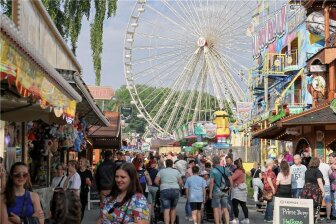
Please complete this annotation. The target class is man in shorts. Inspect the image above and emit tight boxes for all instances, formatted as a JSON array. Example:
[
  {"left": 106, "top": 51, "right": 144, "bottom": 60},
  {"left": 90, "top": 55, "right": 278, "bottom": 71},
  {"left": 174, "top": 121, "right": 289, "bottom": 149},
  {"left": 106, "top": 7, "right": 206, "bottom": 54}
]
[{"left": 209, "top": 155, "right": 233, "bottom": 224}]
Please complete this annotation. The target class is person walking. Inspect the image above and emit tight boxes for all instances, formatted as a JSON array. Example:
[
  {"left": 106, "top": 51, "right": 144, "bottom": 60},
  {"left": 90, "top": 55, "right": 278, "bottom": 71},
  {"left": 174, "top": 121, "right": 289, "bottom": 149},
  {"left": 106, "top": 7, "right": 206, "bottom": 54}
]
[
  {"left": 1, "top": 162, "right": 44, "bottom": 224},
  {"left": 78, "top": 157, "right": 93, "bottom": 221},
  {"left": 209, "top": 155, "right": 233, "bottom": 224},
  {"left": 97, "top": 163, "right": 150, "bottom": 224},
  {"left": 133, "top": 157, "right": 152, "bottom": 200},
  {"left": 329, "top": 153, "right": 336, "bottom": 220},
  {"left": 291, "top": 154, "right": 307, "bottom": 198},
  {"left": 184, "top": 166, "right": 207, "bottom": 224},
  {"left": 184, "top": 160, "right": 195, "bottom": 221},
  {"left": 301, "top": 157, "right": 325, "bottom": 223},
  {"left": 319, "top": 155, "right": 332, "bottom": 222},
  {"left": 95, "top": 150, "right": 116, "bottom": 205},
  {"left": 46, "top": 190, "right": 82, "bottom": 224},
  {"left": 276, "top": 161, "right": 292, "bottom": 198},
  {"left": 250, "top": 161, "right": 263, "bottom": 204},
  {"left": 230, "top": 159, "right": 249, "bottom": 223},
  {"left": 155, "top": 159, "right": 183, "bottom": 224},
  {"left": 147, "top": 159, "right": 159, "bottom": 218},
  {"left": 263, "top": 159, "right": 277, "bottom": 222}
]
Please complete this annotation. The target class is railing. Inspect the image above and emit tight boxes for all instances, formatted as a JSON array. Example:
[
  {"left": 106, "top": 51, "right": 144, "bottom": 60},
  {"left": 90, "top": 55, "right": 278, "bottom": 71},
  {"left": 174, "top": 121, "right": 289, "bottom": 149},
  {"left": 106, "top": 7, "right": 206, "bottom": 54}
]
[{"left": 284, "top": 49, "right": 299, "bottom": 71}]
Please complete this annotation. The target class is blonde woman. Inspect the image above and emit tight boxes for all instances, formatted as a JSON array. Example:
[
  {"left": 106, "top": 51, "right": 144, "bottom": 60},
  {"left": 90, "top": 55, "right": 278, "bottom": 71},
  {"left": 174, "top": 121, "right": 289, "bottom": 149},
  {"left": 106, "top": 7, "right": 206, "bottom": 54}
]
[
  {"left": 250, "top": 161, "right": 263, "bottom": 203},
  {"left": 262, "top": 159, "right": 277, "bottom": 222}
]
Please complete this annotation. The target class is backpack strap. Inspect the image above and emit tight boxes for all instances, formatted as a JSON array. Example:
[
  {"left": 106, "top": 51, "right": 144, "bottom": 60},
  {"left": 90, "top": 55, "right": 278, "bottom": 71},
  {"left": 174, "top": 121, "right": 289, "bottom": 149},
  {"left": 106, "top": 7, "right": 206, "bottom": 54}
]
[{"left": 214, "top": 166, "right": 226, "bottom": 188}]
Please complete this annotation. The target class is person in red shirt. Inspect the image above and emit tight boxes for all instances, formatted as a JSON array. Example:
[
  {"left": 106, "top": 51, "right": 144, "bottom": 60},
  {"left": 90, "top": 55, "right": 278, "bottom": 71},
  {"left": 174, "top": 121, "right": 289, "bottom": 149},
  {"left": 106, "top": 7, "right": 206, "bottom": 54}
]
[{"left": 263, "top": 159, "right": 277, "bottom": 222}]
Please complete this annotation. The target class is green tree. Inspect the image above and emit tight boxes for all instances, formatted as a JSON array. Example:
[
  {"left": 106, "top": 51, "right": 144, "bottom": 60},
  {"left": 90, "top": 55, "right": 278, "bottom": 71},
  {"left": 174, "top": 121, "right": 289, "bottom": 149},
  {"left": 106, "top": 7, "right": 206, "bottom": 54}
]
[
  {"left": 42, "top": 0, "right": 117, "bottom": 85},
  {"left": 105, "top": 85, "right": 235, "bottom": 135}
]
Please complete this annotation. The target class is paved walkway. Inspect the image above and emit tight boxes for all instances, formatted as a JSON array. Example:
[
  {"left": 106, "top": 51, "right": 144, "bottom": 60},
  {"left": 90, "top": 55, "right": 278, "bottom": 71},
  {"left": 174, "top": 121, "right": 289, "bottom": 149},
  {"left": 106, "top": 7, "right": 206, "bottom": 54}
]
[{"left": 83, "top": 198, "right": 268, "bottom": 224}]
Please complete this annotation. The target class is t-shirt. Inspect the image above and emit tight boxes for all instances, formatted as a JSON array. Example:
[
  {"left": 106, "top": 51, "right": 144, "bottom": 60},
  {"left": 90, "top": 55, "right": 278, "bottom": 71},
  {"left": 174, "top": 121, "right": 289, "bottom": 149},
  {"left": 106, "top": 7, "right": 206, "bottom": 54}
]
[
  {"left": 64, "top": 172, "right": 81, "bottom": 190},
  {"left": 156, "top": 168, "right": 181, "bottom": 190},
  {"left": 51, "top": 175, "right": 66, "bottom": 189},
  {"left": 101, "top": 193, "right": 149, "bottom": 224},
  {"left": 174, "top": 160, "right": 188, "bottom": 176},
  {"left": 210, "top": 165, "right": 231, "bottom": 192},
  {"left": 305, "top": 168, "right": 323, "bottom": 184},
  {"left": 78, "top": 169, "right": 93, "bottom": 194},
  {"left": 319, "top": 162, "right": 330, "bottom": 186},
  {"left": 184, "top": 175, "right": 207, "bottom": 202},
  {"left": 277, "top": 172, "right": 291, "bottom": 185},
  {"left": 250, "top": 168, "right": 261, "bottom": 179},
  {"left": 290, "top": 164, "right": 307, "bottom": 189}
]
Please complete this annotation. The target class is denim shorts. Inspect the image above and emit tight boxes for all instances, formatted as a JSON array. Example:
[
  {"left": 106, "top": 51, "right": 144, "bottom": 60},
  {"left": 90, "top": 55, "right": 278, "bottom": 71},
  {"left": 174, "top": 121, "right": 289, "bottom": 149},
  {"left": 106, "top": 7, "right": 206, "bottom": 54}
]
[
  {"left": 325, "top": 185, "right": 331, "bottom": 203},
  {"left": 161, "top": 188, "right": 180, "bottom": 209},
  {"left": 211, "top": 191, "right": 228, "bottom": 208}
]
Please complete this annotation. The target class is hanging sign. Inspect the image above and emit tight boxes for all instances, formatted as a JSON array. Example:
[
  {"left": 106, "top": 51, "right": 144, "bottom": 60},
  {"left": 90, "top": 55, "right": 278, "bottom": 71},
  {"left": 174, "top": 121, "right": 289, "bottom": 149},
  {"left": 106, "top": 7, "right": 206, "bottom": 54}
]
[
  {"left": 204, "top": 123, "right": 217, "bottom": 139},
  {"left": 252, "top": 4, "right": 287, "bottom": 59},
  {"left": 273, "top": 197, "right": 314, "bottom": 224},
  {"left": 286, "top": 127, "right": 302, "bottom": 135},
  {"left": 310, "top": 65, "right": 327, "bottom": 72}
]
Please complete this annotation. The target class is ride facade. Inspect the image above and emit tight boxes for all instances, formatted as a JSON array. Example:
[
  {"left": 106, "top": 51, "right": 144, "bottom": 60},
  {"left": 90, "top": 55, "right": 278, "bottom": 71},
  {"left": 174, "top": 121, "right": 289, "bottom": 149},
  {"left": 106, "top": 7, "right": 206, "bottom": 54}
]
[{"left": 245, "top": 1, "right": 336, "bottom": 163}]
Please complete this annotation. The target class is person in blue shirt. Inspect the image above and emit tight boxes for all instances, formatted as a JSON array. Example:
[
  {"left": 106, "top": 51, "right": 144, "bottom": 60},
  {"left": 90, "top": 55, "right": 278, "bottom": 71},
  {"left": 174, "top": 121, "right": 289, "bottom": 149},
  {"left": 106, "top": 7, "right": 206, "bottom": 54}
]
[
  {"left": 184, "top": 166, "right": 207, "bottom": 224},
  {"left": 210, "top": 156, "right": 233, "bottom": 224}
]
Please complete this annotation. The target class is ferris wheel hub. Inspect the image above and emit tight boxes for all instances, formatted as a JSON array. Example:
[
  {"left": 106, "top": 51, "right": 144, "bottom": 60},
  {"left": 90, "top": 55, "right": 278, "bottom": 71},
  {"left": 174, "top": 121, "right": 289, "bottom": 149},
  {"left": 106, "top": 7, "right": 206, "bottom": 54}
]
[{"left": 197, "top": 37, "right": 207, "bottom": 47}]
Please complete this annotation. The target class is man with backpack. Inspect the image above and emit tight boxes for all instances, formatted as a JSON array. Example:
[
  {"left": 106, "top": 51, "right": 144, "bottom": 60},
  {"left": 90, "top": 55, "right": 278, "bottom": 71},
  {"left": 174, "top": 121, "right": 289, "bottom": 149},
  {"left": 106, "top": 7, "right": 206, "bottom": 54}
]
[{"left": 209, "top": 155, "right": 233, "bottom": 224}]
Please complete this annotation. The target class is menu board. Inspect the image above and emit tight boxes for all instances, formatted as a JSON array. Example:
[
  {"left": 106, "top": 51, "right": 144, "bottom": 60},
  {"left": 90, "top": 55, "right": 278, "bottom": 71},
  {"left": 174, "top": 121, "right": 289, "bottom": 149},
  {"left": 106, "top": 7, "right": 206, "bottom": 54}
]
[{"left": 274, "top": 197, "right": 314, "bottom": 224}]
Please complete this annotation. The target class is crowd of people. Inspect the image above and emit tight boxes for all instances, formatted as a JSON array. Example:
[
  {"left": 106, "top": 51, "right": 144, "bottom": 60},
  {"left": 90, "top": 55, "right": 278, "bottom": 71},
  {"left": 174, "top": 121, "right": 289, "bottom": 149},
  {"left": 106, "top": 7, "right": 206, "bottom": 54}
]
[
  {"left": 1, "top": 149, "right": 336, "bottom": 224},
  {"left": 250, "top": 153, "right": 336, "bottom": 223}
]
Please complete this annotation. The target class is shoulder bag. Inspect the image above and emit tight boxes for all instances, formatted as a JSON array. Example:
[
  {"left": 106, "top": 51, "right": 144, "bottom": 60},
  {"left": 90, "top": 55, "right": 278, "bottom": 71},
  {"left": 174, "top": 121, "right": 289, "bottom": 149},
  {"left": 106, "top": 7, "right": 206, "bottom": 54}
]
[{"left": 21, "top": 190, "right": 40, "bottom": 224}]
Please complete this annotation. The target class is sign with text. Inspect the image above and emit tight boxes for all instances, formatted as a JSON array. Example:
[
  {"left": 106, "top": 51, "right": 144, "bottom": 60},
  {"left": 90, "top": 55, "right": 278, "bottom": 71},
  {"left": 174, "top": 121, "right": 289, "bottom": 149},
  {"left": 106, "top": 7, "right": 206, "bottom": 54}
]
[
  {"left": 274, "top": 197, "right": 314, "bottom": 224},
  {"left": 87, "top": 86, "right": 114, "bottom": 100}
]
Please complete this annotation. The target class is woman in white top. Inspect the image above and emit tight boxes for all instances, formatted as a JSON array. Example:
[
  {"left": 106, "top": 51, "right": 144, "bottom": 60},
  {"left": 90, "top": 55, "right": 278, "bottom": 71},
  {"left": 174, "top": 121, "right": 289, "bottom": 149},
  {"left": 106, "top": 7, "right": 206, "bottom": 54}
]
[
  {"left": 51, "top": 164, "right": 66, "bottom": 189},
  {"left": 63, "top": 160, "right": 81, "bottom": 193},
  {"left": 276, "top": 161, "right": 292, "bottom": 198}
]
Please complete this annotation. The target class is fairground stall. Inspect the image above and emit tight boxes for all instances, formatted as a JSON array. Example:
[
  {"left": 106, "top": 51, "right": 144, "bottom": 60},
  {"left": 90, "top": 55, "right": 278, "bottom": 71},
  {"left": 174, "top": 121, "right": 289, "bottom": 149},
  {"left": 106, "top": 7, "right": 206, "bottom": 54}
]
[
  {"left": 248, "top": 1, "right": 336, "bottom": 162},
  {"left": 1, "top": 0, "right": 110, "bottom": 213}
]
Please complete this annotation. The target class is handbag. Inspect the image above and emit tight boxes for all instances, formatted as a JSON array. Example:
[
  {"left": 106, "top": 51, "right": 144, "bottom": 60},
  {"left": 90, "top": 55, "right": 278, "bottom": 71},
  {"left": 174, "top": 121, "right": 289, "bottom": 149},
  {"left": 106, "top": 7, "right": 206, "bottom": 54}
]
[
  {"left": 21, "top": 190, "right": 40, "bottom": 224},
  {"left": 238, "top": 183, "right": 247, "bottom": 190},
  {"left": 262, "top": 190, "right": 273, "bottom": 202}
]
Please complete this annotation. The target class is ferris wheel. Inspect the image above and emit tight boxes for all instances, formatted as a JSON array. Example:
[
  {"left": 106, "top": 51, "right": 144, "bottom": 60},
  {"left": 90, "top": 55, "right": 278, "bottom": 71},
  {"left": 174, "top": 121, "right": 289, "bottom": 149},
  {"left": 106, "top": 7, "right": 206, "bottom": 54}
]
[{"left": 124, "top": 0, "right": 256, "bottom": 137}]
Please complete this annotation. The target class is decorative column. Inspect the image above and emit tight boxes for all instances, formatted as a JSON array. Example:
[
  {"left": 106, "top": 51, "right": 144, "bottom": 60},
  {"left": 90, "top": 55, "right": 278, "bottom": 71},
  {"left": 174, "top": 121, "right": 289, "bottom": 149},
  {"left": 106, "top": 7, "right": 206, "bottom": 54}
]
[
  {"left": 324, "top": 5, "right": 330, "bottom": 44},
  {"left": 329, "top": 61, "right": 336, "bottom": 101}
]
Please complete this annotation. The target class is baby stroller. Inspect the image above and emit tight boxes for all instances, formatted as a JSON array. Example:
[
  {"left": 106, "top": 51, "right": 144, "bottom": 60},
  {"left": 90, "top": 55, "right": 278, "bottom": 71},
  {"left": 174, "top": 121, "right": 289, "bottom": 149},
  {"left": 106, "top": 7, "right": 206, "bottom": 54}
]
[
  {"left": 153, "top": 190, "right": 180, "bottom": 224},
  {"left": 202, "top": 188, "right": 214, "bottom": 221}
]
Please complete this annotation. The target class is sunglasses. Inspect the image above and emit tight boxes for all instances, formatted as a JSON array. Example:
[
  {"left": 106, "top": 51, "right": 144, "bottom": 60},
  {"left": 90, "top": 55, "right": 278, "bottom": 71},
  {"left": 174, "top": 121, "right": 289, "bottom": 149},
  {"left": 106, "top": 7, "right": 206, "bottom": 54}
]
[{"left": 12, "top": 172, "right": 29, "bottom": 178}]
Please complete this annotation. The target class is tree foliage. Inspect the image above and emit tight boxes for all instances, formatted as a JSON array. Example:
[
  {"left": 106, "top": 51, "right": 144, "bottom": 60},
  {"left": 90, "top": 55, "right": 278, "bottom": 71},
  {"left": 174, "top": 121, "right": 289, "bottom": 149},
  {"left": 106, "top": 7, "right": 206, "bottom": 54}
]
[
  {"left": 41, "top": 0, "right": 117, "bottom": 85},
  {"left": 106, "top": 85, "right": 235, "bottom": 135}
]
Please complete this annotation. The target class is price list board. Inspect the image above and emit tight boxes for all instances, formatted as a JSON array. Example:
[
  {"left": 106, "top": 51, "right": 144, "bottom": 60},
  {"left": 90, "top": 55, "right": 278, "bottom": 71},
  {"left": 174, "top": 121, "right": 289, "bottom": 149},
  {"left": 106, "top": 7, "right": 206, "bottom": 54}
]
[{"left": 274, "top": 197, "right": 314, "bottom": 224}]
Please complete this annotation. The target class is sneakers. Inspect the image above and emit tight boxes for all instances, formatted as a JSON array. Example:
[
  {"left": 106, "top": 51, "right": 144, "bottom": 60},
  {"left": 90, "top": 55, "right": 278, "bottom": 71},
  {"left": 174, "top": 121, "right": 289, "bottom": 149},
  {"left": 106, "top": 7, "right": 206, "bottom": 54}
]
[
  {"left": 264, "top": 219, "right": 273, "bottom": 223},
  {"left": 240, "top": 219, "right": 249, "bottom": 223},
  {"left": 188, "top": 217, "right": 193, "bottom": 222},
  {"left": 229, "top": 219, "right": 239, "bottom": 223},
  {"left": 326, "top": 218, "right": 331, "bottom": 223}
]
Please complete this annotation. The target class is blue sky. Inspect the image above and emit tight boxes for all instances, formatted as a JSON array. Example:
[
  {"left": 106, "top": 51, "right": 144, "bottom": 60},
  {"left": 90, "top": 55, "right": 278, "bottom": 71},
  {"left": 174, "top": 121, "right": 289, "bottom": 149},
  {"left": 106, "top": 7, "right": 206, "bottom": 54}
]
[{"left": 77, "top": 0, "right": 134, "bottom": 90}]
